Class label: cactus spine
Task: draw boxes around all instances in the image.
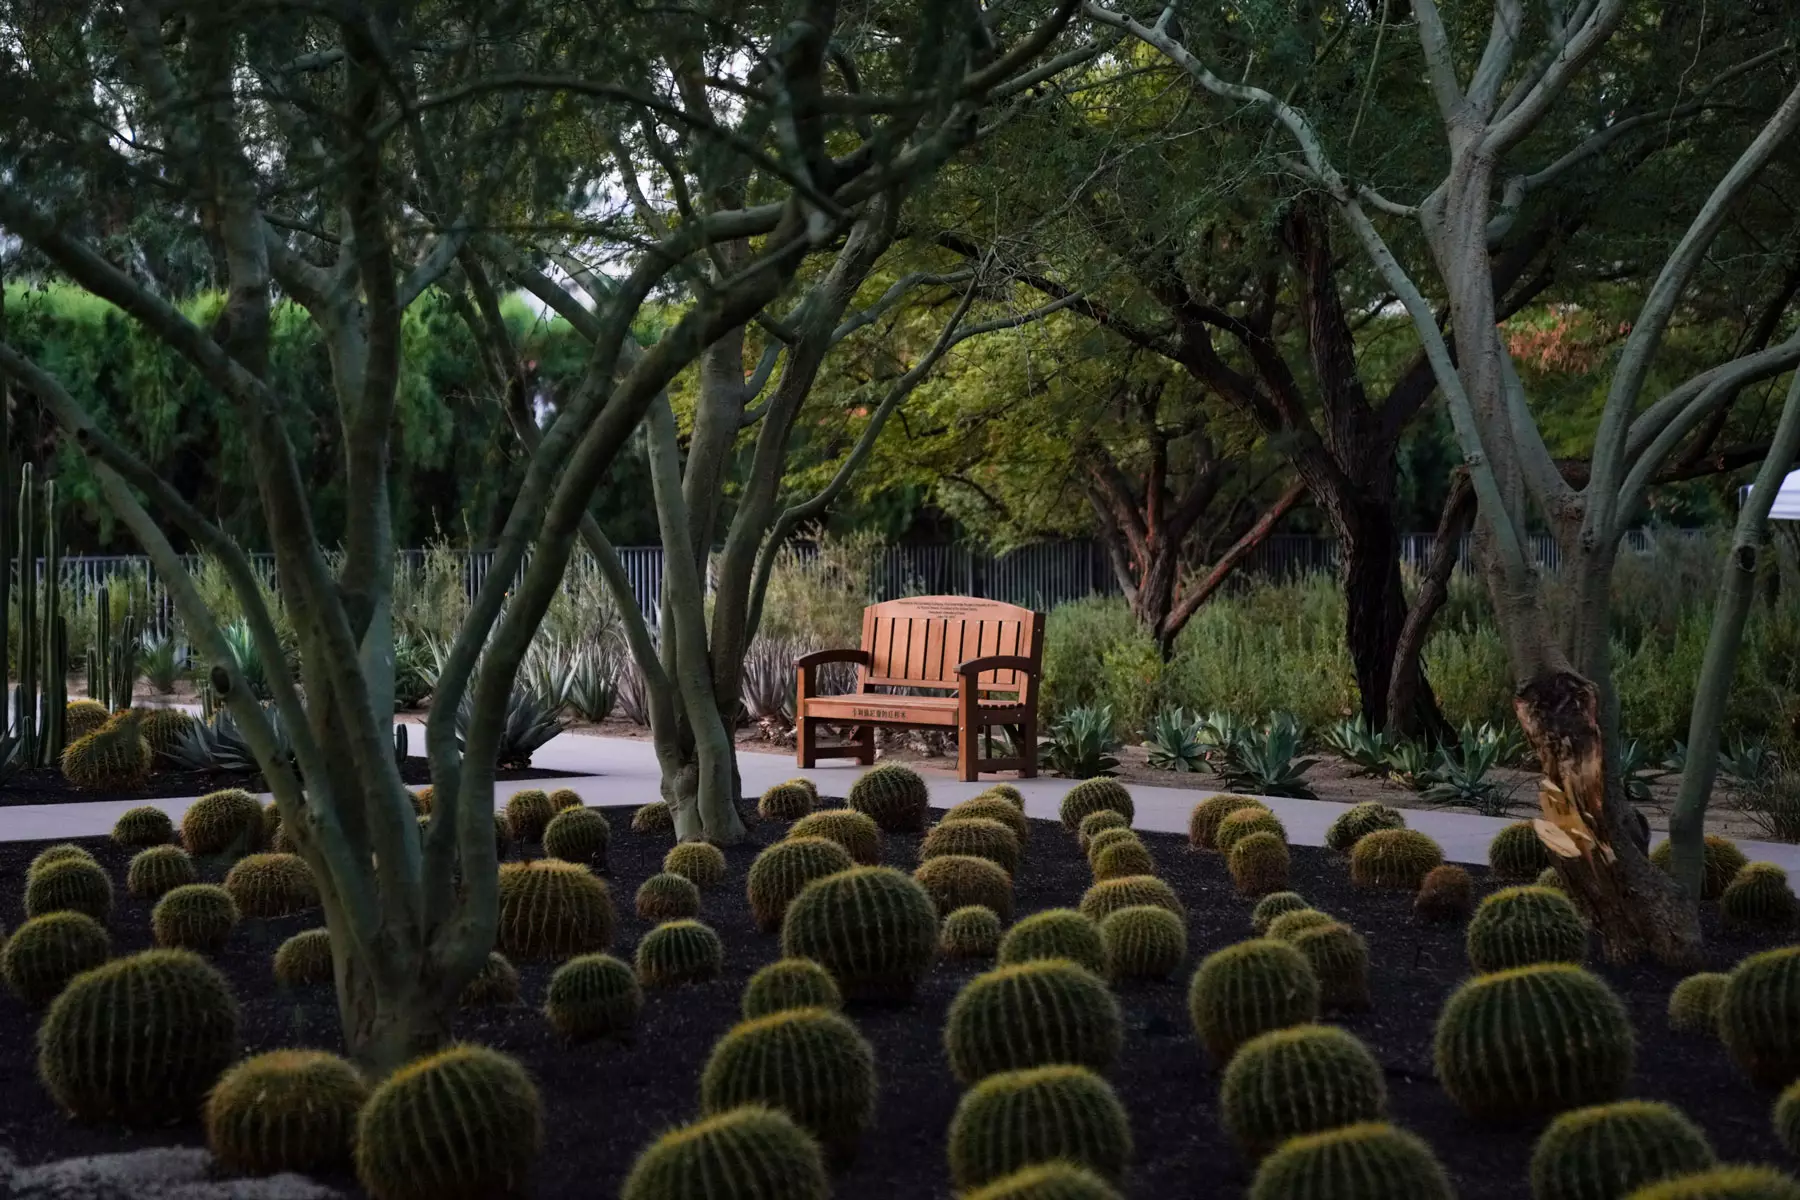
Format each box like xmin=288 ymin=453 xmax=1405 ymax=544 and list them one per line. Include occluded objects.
xmin=915 ymin=854 xmax=1014 ymax=920
xmin=1250 ymin=1122 xmax=1454 ymax=1200
xmin=1059 ymin=779 xmax=1134 ymax=831
xmin=1528 ymin=1100 xmax=1716 ymax=1200
xmin=848 ymin=762 xmax=930 ymax=832
xmin=635 ymin=919 xmax=724 ymax=987
xmin=747 ymin=837 xmax=852 ymax=932
xmin=945 ymin=959 xmax=1121 ymax=1085
xmin=743 ymin=958 xmax=842 ymax=1020
xmin=1220 ymin=1024 xmax=1388 ymax=1158
xmin=353 ymin=1044 xmax=542 ymax=1200
xmin=948 ymin=1065 xmax=1131 ymax=1190
xmin=780 ymin=866 xmax=938 ymax=1000
xmin=1718 ymin=946 xmax=1800 ymax=1087
xmin=998 ymin=908 xmax=1106 ymax=977
xmin=1669 ymin=972 xmax=1730 ymax=1035
xmin=699 ymin=1007 xmax=877 ymax=1161
xmin=942 ymin=905 xmax=1005 ymax=959
xmin=1 ymin=910 xmax=110 ymax=1006
xmin=545 ymin=953 xmax=642 ymax=1038
xmin=1466 ymin=885 xmax=1590 ymax=973
xmin=1099 ymin=905 xmax=1187 ymax=980
xmin=205 ymin=1049 xmax=368 ymax=1176
xmin=788 ymin=809 xmax=883 ymax=865
xmin=620 ymin=1106 xmax=829 ymax=1200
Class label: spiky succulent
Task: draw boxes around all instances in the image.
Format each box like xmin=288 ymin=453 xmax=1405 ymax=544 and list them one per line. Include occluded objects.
xmin=223 ymin=852 xmax=319 ymax=918
xmin=915 ymin=854 xmax=1014 ymax=920
xmin=780 ymin=866 xmax=938 ymax=1001
xmin=922 ymin=818 xmax=1021 ymax=875
xmin=1415 ymin=865 xmax=1476 ymax=923
xmin=1215 ymin=807 xmax=1287 ymax=856
xmin=1621 ymin=1166 xmax=1800 ymax=1200
xmin=848 ymin=762 xmax=930 ymax=832
xmin=1090 ymin=838 xmax=1156 ymax=883
xmin=1079 ymin=875 xmax=1183 ymax=924
xmin=460 ymin=952 xmax=521 ymax=1008
xmin=1188 ymin=794 xmax=1268 ymax=850
xmin=1249 ymin=1122 xmax=1453 ymax=1200
xmin=943 ymin=905 xmax=1005 ymax=959
xmin=353 ymin=1043 xmax=542 ymax=1200
xmin=153 ymin=883 xmax=241 ymax=953
xmin=29 ymin=843 xmax=96 ymax=875
xmin=1324 ymin=803 xmax=1406 ymax=853
xmin=700 ymin=1007 xmax=877 ymax=1161
xmin=1650 ymin=835 xmax=1751 ymax=901
xmin=759 ymin=780 xmax=817 ymax=822
xmin=60 ymin=711 xmax=153 ymax=790
xmin=1267 ymin=908 xmax=1338 ymax=942
xmin=788 ymin=809 xmax=883 ymax=865
xmin=1466 ymin=885 xmax=1589 ymax=973
xmin=947 ymin=797 xmax=1032 ymax=844
xmin=742 ymin=958 xmax=842 ymax=1020
xmin=979 ymin=784 xmax=1026 ymax=809
xmin=503 ymin=789 xmax=556 ymax=842
xmin=1778 ymin=1080 xmax=1800 ymax=1159
xmin=1528 ymin=1100 xmax=1716 ymax=1200
xmin=963 ymin=1164 xmax=1124 ymax=1200
xmin=1083 ymin=827 xmax=1140 ymax=866
xmin=1077 ymin=809 xmax=1128 ymax=851
xmin=206 ymin=1049 xmax=368 ymax=1177
xmin=1250 ymin=891 xmax=1311 ymax=935
xmin=948 ymin=1064 xmax=1131 ymax=1190
xmin=1289 ymin=921 xmax=1371 ymax=1010
xmin=127 ymin=844 xmax=196 ymax=900
xmin=1720 ymin=863 xmax=1798 ymax=933
xmin=1669 ymin=972 xmax=1730 ymax=1035
xmin=636 ymin=872 xmax=703 ymax=922
xmin=748 ymin=837 xmax=854 ymax=932
xmin=1489 ymin=821 xmax=1554 ymax=880
xmin=111 ymin=805 xmax=174 ymax=848
xmin=665 ymin=841 xmax=729 ymax=889
xmin=545 ymin=953 xmax=642 ymax=1039
xmin=632 ymin=800 xmax=674 ymax=835
xmin=25 ymin=856 xmax=113 ymax=921
xmin=1059 ymin=779 xmax=1134 ymax=831
xmin=1349 ymin=829 xmax=1445 ymax=890
xmin=543 ymin=806 xmax=611 ymax=867
xmin=1100 ymin=904 xmax=1186 ymax=980
xmin=2 ymin=910 xmax=110 ymax=1006
xmin=496 ymin=860 xmax=616 ymax=959
xmin=945 ymin=959 xmax=1121 ymax=1084
xmin=1718 ymin=946 xmax=1800 ymax=1087
xmin=1229 ymin=832 xmax=1291 ymax=898
xmin=636 ymin=919 xmax=724 ymax=987
xmin=998 ymin=908 xmax=1106 ymax=976
xmin=181 ymin=788 xmax=266 ymax=857
xmin=619 ymin=1106 xmax=829 ymax=1200
xmin=274 ymin=929 xmax=335 ymax=988
xmin=1220 ymin=1024 xmax=1387 ymax=1158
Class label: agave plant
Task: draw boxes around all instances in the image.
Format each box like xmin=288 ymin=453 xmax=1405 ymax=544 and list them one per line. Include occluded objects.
xmin=1196 ymin=709 xmax=1251 ymax=773
xmin=1422 ymin=725 xmax=1515 ymax=816
xmin=1619 ymin=738 xmax=1662 ymax=804
xmin=1220 ymin=715 xmax=1318 ymax=798
xmin=740 ymin=636 xmax=800 ymax=734
xmin=519 ymin=638 xmax=572 ymax=712
xmin=1042 ymin=705 xmax=1120 ymax=779
xmin=222 ymin=619 xmax=272 ymax=701
xmin=1143 ymin=706 xmax=1207 ymax=772
xmin=1382 ymin=739 xmax=1435 ymax=791
xmin=1719 ymin=735 xmax=1776 ymax=786
xmin=456 ymin=688 xmax=565 ymax=770
xmin=392 ymin=633 xmax=436 ymax=710
xmin=139 ymin=635 xmax=185 ymax=695
xmin=165 ymin=706 xmax=295 ymax=774
xmin=1320 ymin=714 xmax=1391 ymax=775
xmin=563 ymin=642 xmax=621 ymax=723
xmin=1470 ymin=720 xmax=1528 ymax=768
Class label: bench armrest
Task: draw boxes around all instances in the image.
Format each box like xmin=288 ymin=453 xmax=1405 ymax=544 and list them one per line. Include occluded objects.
xmin=956 ymin=654 xmax=1036 ymax=677
xmin=796 ymin=648 xmax=871 ymax=670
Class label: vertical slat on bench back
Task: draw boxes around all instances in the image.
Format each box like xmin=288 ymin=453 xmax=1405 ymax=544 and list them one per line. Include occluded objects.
xmin=861 ymin=597 xmax=1041 ymax=693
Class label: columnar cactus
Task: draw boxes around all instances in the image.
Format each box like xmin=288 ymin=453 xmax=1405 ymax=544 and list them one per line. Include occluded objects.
xmin=1622 ymin=1166 xmax=1800 ymax=1200
xmin=743 ymin=958 xmax=842 ymax=1020
xmin=1060 ymin=779 xmax=1134 ymax=831
xmin=943 ymin=905 xmax=1005 ymax=959
xmin=999 ymin=908 xmax=1106 ymax=976
xmin=1100 ymin=904 xmax=1186 ymax=980
xmin=181 ymin=788 xmax=265 ymax=857
xmin=504 ymin=788 xmax=556 ymax=842
xmin=1 ymin=910 xmax=110 ymax=1006
xmin=112 ymin=805 xmax=174 ymax=848
xmin=1651 ymin=835 xmax=1751 ymax=901
xmin=1079 ymin=875 xmax=1183 ymax=923
xmin=273 ymin=929 xmax=334 ymax=987
xmin=964 ymin=1164 xmax=1123 ymax=1200
xmin=1490 ymin=821 xmax=1555 ymax=881
xmin=1229 ymin=832 xmax=1291 ymax=897
xmin=1084 ymin=827 xmax=1141 ymax=866
xmin=1267 ymin=909 xmax=1338 ymax=942
xmin=1324 ymin=802 xmax=1407 ymax=852
xmin=25 ymin=856 xmax=113 ymax=921
xmin=948 ymin=1065 xmax=1131 ymax=1190
xmin=948 ymin=796 xmax=1032 ymax=844
xmin=1669 ymin=972 xmax=1730 ymax=1034
xmin=60 ymin=712 xmax=154 ymax=790
xmin=759 ymin=780 xmax=817 ymax=822
xmin=780 ymin=866 xmax=938 ymax=1000
xmin=1528 ymin=1100 xmax=1716 ymax=1200
xmin=620 ymin=1106 xmax=829 ymax=1200
xmin=205 ymin=1049 xmax=368 ymax=1176
xmin=543 ymin=806 xmax=611 ymax=867
xmin=1718 ymin=946 xmax=1800 ymax=1087
xmin=945 ymin=959 xmax=1122 ymax=1084
xmin=1290 ymin=921 xmax=1371 ymax=1010
xmin=789 ymin=809 xmax=883 ymax=865
xmin=1250 ymin=891 xmax=1311 ymax=935
xmin=632 ymin=800 xmax=674 ymax=835
xmin=636 ymin=919 xmax=724 ymax=987
xmin=848 ymin=762 xmax=930 ymax=832
xmin=636 ymin=872 xmax=703 ymax=922
xmin=665 ymin=841 xmax=729 ymax=889
xmin=544 ymin=953 xmax=642 ymax=1038
xmin=1189 ymin=794 xmax=1268 ymax=850
xmin=38 ymin=948 xmax=239 ymax=1123
xmin=700 ymin=1007 xmax=877 ymax=1161
xmin=223 ymin=852 xmax=319 ymax=918
xmin=152 ymin=884 xmax=240 ymax=953
xmin=1435 ymin=964 xmax=1635 ymax=1118
xmin=1466 ymin=886 xmax=1590 ymax=973
xmin=1220 ymin=1024 xmax=1388 ymax=1157
xmin=1091 ymin=838 xmax=1156 ymax=883
xmin=496 ymin=860 xmax=616 ymax=960
xmin=1216 ymin=807 xmax=1287 ymax=856
xmin=460 ymin=952 xmax=521 ymax=1007
xmin=1719 ymin=863 xmax=1798 ymax=933
xmin=1415 ymin=865 xmax=1476 ymax=923
xmin=748 ymin=837 xmax=854 ymax=931
xmin=354 ymin=1043 xmax=542 ymax=1200
xmin=1077 ymin=808 xmax=1128 ymax=851
xmin=1249 ymin=1122 xmax=1453 ymax=1200
xmin=915 ymin=854 xmax=1014 ymax=920
xmin=1349 ymin=829 xmax=1445 ymax=890
xmin=922 ymin=818 xmax=1021 ymax=875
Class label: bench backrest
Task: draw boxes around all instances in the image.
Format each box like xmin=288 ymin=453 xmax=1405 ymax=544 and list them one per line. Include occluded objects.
xmin=858 ymin=597 xmax=1043 ymax=696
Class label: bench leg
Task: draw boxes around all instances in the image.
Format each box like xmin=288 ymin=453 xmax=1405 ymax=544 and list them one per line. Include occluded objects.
xmin=855 ymin=724 xmax=875 ymax=766
xmin=958 ymin=722 xmax=979 ymax=782
xmin=797 ymin=715 xmax=817 ymax=769
xmin=1020 ymin=718 xmax=1038 ymax=779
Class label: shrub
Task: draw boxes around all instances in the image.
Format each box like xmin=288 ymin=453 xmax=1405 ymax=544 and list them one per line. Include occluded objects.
xmin=789 ymin=809 xmax=882 ymax=865
xmin=223 ymin=852 xmax=319 ymax=918
xmin=1435 ymin=964 xmax=1635 ymax=1118
xmin=1080 ymin=875 xmax=1183 ymax=924
xmin=759 ymin=780 xmax=816 ymax=822
xmin=112 ymin=805 xmax=174 ymax=847
xmin=1189 ymin=794 xmax=1268 ymax=850
xmin=1215 ymin=807 xmax=1287 ymax=856
xmin=1249 ymin=1122 xmax=1454 ymax=1200
xmin=922 ymin=818 xmax=1021 ymax=874
xmin=1060 ymin=779 xmax=1134 ymax=831
xmin=460 ymin=952 xmax=521 ymax=1007
xmin=636 ymin=919 xmax=724 ymax=987
xmin=948 ymin=1064 xmax=1131 ymax=1190
xmin=619 ymin=1106 xmax=829 ymax=1200
xmin=1528 ymin=1100 xmax=1716 ymax=1200
xmin=1325 ymin=802 xmax=1406 ymax=852
xmin=1220 ymin=1024 xmax=1387 ymax=1158
xmin=38 ymin=949 xmax=239 ymax=1123
xmin=60 ymin=719 xmax=153 ymax=790
xmin=665 ymin=841 xmax=729 ymax=889
xmin=747 ymin=837 xmax=854 ymax=932
xmin=181 ymin=788 xmax=265 ymax=857
xmin=1720 ymin=863 xmax=1798 ymax=933
xmin=1267 ymin=908 xmax=1338 ymax=942
xmin=1622 ymin=1166 xmax=1800 ymax=1200
xmin=25 ymin=856 xmax=113 ymax=921
xmin=631 ymin=800 xmax=674 ymax=835
xmin=1084 ymin=827 xmax=1141 ymax=866
xmin=945 ymin=959 xmax=1121 ymax=1084
xmin=915 ymin=855 xmax=1014 ymax=920
xmin=1778 ymin=1080 xmax=1800 ymax=1158
xmin=1290 ymin=921 xmax=1372 ymax=1010
xmin=504 ymin=789 xmax=556 ymax=842
xmin=1718 ymin=946 xmax=1800 ymax=1087
xmin=2 ymin=911 xmax=110 ymax=1006
xmin=1091 ymin=838 xmax=1156 ymax=883
xmin=948 ymin=797 xmax=1032 ymax=844
xmin=743 ymin=958 xmax=842 ymax=1020
xmin=1669 ymin=972 xmax=1730 ymax=1034
xmin=354 ymin=1043 xmax=542 ymax=1200
xmin=545 ymin=953 xmax=642 ymax=1039
xmin=999 ymin=908 xmax=1106 ymax=976
xmin=1077 ymin=809 xmax=1128 ymax=851
xmin=1466 ymin=885 xmax=1590 ymax=973
xmin=273 ymin=929 xmax=334 ymax=988
xmin=152 ymin=884 xmax=240 ymax=953
xmin=1651 ymin=836 xmax=1751 ymax=901
xmin=848 ymin=762 xmax=930 ymax=832
xmin=543 ymin=807 xmax=610 ymax=867
xmin=781 ymin=866 xmax=938 ymax=1000
xmin=636 ymin=872 xmax=703 ymax=922
xmin=1229 ymin=832 xmax=1291 ymax=897
xmin=496 ymin=860 xmax=616 ymax=960
xmin=1100 ymin=905 xmax=1186 ymax=980
xmin=1490 ymin=822 xmax=1554 ymax=880
xmin=1350 ymin=829 xmax=1445 ymax=890
xmin=964 ymin=1164 xmax=1124 ymax=1200
xmin=700 ymin=1007 xmax=876 ymax=1161
xmin=1416 ymin=865 xmax=1476 ymax=923
xmin=206 ymin=1049 xmax=367 ymax=1176
xmin=943 ymin=905 xmax=1005 ymax=959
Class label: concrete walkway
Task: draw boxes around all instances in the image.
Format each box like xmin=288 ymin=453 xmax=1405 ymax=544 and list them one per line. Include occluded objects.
xmin=5 ymin=728 xmax=1799 ymax=882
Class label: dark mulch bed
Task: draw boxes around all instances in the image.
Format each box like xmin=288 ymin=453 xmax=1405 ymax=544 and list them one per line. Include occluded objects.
xmin=0 ymin=755 xmax=583 ymax=808
xmin=0 ymin=810 xmax=1787 ymax=1198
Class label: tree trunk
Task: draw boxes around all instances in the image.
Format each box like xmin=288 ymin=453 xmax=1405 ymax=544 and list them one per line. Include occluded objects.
xmin=1386 ymin=473 xmax=1473 ymax=737
xmin=337 ymin=954 xmax=455 ymax=1079
xmin=1333 ymin=497 xmax=1448 ymax=736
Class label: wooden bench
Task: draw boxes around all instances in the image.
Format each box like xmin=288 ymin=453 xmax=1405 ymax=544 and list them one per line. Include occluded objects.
xmin=795 ymin=596 xmax=1044 ymax=782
